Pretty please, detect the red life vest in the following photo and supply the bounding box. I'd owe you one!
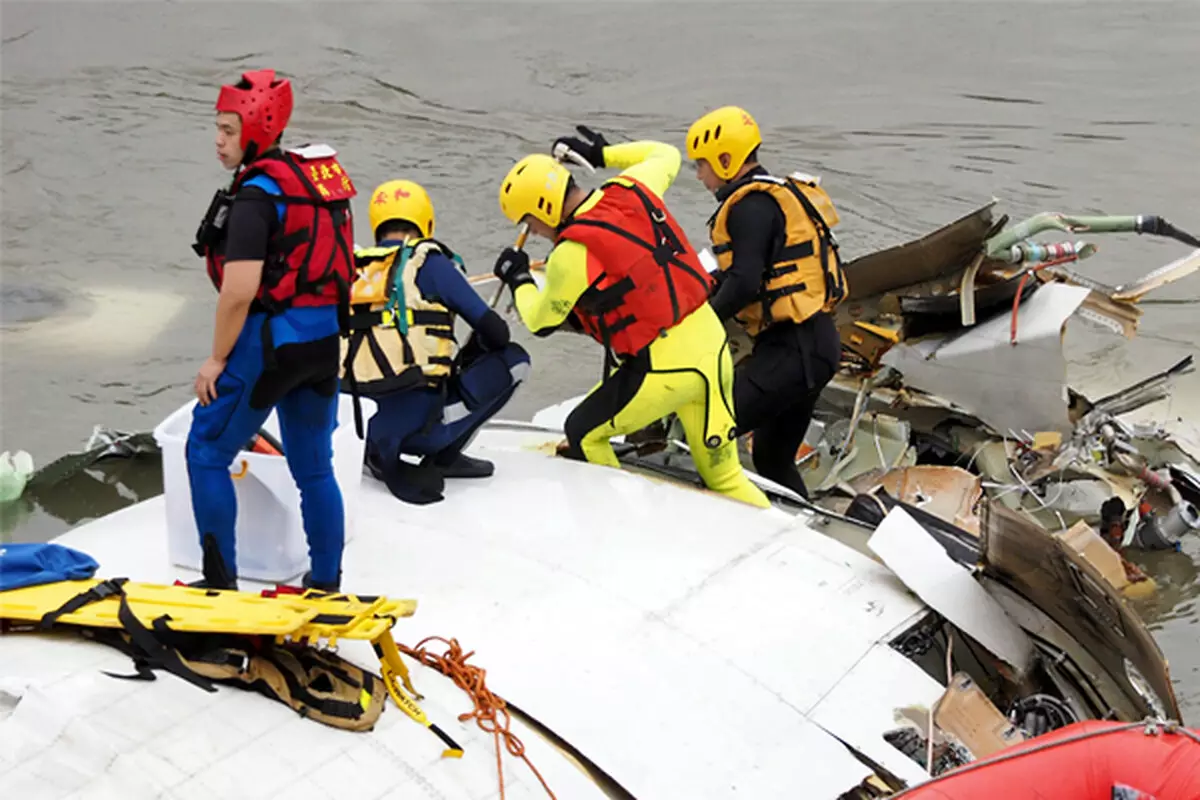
[202,145,357,315]
[556,177,713,357]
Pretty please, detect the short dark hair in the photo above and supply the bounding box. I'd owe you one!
[745,146,760,165]
[375,219,422,244]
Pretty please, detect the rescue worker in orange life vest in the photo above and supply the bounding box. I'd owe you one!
[190,69,356,591]
[341,181,531,506]
[492,128,770,509]
[687,107,847,500]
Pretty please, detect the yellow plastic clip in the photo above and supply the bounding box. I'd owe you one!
[375,634,421,698]
[375,637,464,759]
[380,309,395,328]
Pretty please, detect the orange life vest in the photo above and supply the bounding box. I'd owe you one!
[709,172,847,336]
[556,177,713,358]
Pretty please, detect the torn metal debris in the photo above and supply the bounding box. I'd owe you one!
[795,200,1200,603]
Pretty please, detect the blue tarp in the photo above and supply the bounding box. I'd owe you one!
[0,543,100,591]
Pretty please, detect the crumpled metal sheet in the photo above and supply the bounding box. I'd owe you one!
[1113,247,1200,302]
[981,502,1180,721]
[870,506,1035,674]
[881,284,1092,436]
[838,201,998,304]
[25,427,159,490]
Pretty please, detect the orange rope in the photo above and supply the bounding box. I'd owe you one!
[398,636,556,800]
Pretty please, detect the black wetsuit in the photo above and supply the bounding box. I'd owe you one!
[709,166,842,499]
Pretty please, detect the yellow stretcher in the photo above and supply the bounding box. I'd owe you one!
[0,578,462,757]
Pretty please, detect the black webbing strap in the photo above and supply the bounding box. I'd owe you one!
[39,578,129,630]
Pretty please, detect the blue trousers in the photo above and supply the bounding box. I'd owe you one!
[186,312,344,584]
[367,343,530,465]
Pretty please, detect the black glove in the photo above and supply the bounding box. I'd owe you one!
[493,247,534,291]
[553,125,609,169]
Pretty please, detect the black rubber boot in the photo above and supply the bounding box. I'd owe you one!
[189,534,238,590]
[381,459,445,505]
[432,451,494,479]
[368,444,444,504]
[301,570,342,593]
[364,441,386,481]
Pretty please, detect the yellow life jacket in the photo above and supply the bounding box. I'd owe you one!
[709,172,848,337]
[339,238,464,397]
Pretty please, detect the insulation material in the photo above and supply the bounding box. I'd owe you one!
[933,672,1026,760]
[1056,521,1139,594]
[809,414,915,491]
[849,466,983,535]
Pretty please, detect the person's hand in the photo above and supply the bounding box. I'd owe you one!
[553,125,609,169]
[493,247,534,291]
[195,356,227,406]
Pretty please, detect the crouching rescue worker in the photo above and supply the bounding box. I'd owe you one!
[687,106,846,499]
[342,180,530,505]
[190,69,354,590]
[492,128,769,509]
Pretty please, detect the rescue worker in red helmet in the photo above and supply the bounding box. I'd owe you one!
[189,69,357,590]
[492,127,769,509]
[687,106,847,500]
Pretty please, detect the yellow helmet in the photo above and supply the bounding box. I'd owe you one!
[498,154,572,229]
[367,179,435,239]
[686,106,762,181]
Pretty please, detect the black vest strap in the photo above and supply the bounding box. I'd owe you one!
[779,180,844,306]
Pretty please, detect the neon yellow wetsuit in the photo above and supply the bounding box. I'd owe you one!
[512,141,770,509]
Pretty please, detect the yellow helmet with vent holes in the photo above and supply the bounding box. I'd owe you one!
[498,154,572,229]
[368,180,435,239]
[686,106,762,181]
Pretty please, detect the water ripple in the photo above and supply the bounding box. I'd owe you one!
[2,28,36,46]
[960,93,1043,105]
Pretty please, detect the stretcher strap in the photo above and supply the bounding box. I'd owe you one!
[38,578,129,630]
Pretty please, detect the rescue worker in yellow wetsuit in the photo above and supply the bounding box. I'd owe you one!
[492,128,770,509]
[687,106,847,500]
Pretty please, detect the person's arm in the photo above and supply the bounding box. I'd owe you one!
[213,187,275,359]
[195,187,273,404]
[415,252,510,350]
[708,192,782,322]
[210,261,263,358]
[601,140,682,199]
[512,240,592,335]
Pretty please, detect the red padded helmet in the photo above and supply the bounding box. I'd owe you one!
[215,69,293,161]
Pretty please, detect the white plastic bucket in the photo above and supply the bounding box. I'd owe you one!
[153,394,376,582]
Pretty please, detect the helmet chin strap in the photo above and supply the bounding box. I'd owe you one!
[239,141,260,167]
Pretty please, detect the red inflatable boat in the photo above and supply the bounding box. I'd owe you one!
[898,720,1200,799]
